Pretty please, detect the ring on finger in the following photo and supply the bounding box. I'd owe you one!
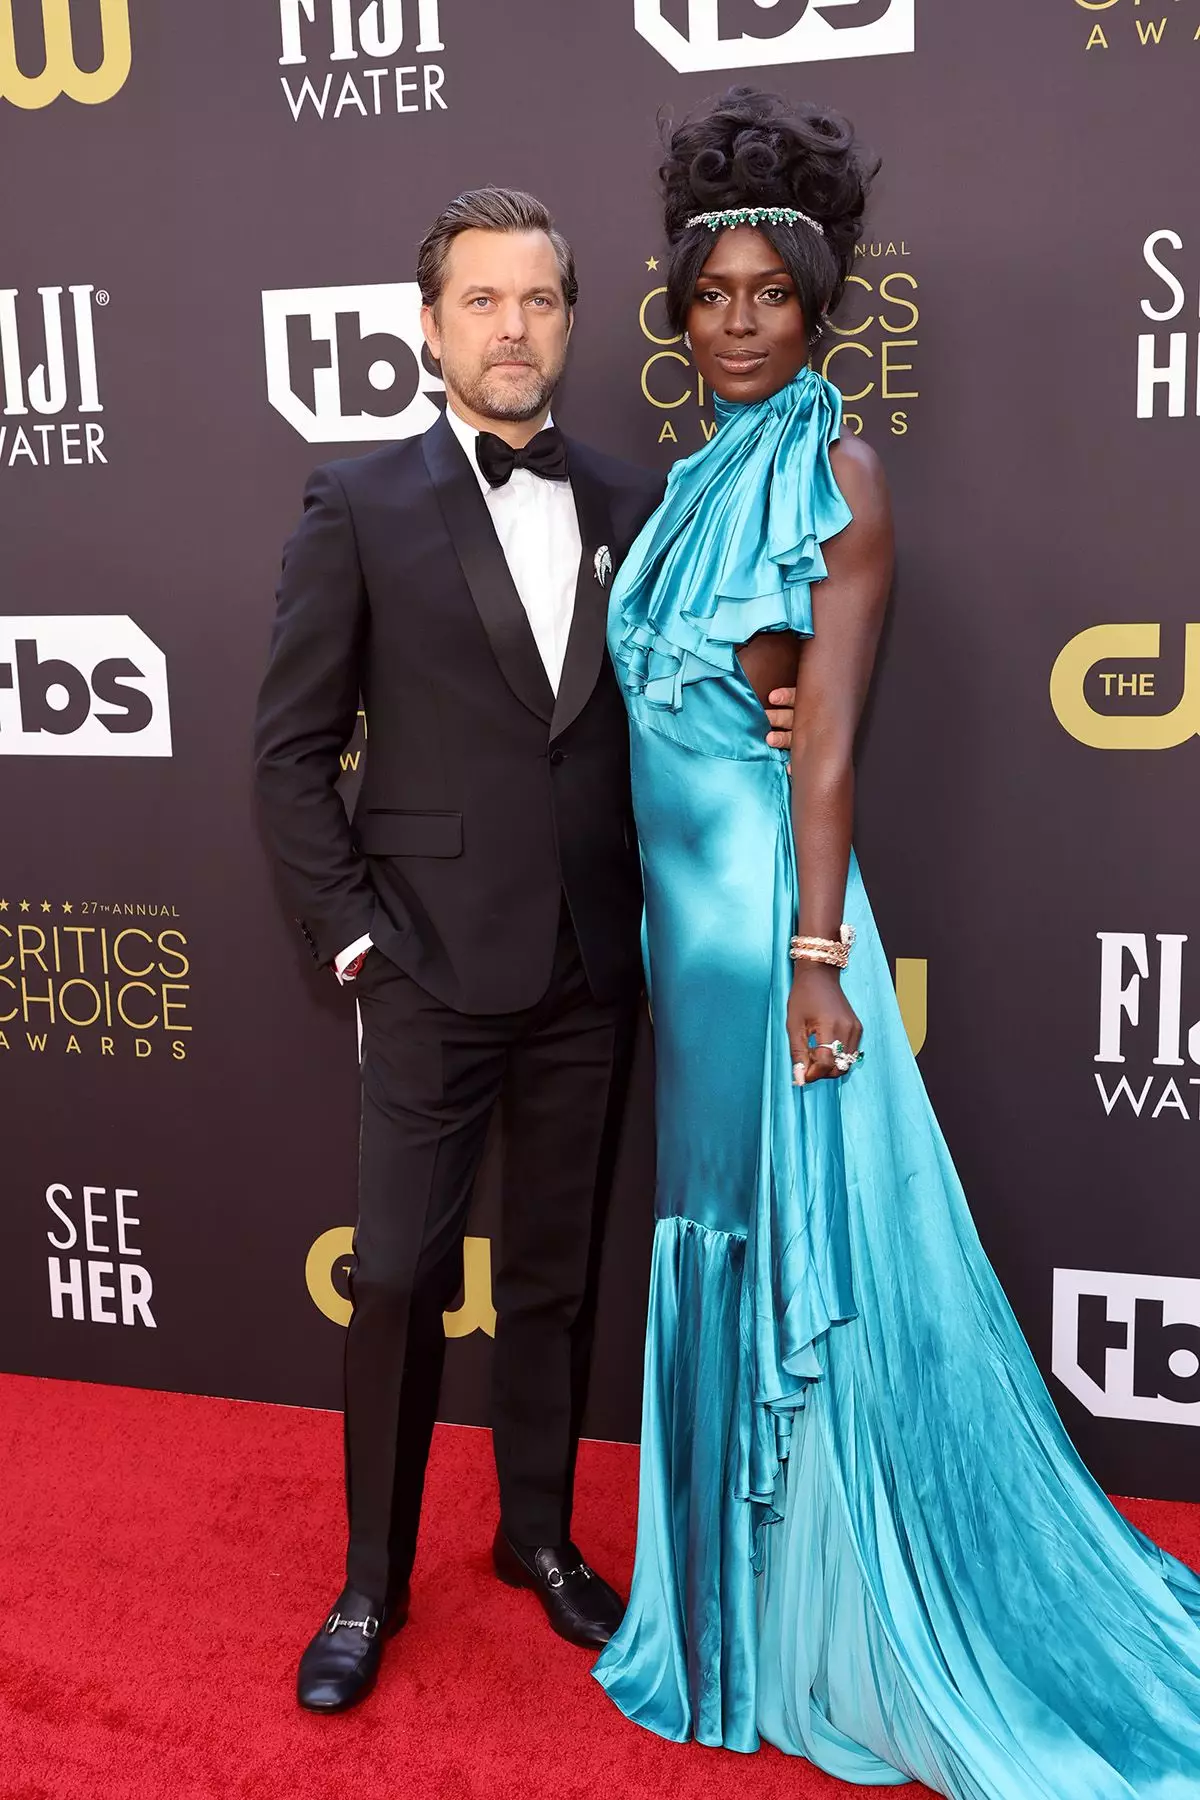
[816,1039,865,1075]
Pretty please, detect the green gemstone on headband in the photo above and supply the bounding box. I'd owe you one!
[683,205,825,238]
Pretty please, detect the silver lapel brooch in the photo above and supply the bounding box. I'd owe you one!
[594,545,613,589]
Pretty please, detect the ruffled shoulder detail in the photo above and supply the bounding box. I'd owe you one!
[610,370,852,711]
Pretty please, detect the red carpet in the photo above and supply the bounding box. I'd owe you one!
[2,1377,1198,1800]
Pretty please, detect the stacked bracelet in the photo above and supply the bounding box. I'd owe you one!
[789,923,856,969]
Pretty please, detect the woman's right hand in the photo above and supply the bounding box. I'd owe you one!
[786,963,862,1086]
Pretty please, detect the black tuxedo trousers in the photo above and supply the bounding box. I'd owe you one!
[347,912,637,1604]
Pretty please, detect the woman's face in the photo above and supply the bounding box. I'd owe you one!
[685,226,810,405]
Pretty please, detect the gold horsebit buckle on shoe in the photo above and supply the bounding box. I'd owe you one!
[546,1561,593,1591]
[324,1610,379,1638]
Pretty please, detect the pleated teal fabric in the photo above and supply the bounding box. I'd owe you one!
[592,368,1200,1795]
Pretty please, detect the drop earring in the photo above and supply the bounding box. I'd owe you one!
[684,330,692,351]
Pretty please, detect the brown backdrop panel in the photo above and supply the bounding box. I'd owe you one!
[1,0,1196,1498]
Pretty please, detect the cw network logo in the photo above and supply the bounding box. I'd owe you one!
[0,285,108,469]
[1053,1269,1200,1426]
[0,0,131,109]
[634,0,914,71]
[0,618,171,757]
[262,283,444,443]
[1050,624,1199,749]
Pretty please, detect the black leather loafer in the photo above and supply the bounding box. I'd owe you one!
[296,1583,409,1713]
[493,1528,625,1649]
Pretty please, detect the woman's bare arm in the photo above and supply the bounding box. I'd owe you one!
[787,435,895,1084]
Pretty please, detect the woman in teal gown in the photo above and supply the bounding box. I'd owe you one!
[592,90,1200,1796]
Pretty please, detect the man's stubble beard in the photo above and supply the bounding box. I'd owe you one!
[441,344,566,424]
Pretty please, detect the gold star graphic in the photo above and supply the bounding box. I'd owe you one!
[0,899,7,911]
[40,900,51,913]
[646,256,659,272]
[62,901,73,915]
[19,899,30,912]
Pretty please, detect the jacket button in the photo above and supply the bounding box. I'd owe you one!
[549,748,565,766]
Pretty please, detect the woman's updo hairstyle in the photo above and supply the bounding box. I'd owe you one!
[660,88,878,342]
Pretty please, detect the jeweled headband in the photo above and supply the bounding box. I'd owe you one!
[684,206,825,237]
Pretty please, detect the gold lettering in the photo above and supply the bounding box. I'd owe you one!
[895,959,927,1056]
[157,930,189,980]
[1086,24,1109,47]
[657,421,678,444]
[638,287,681,348]
[1050,624,1200,749]
[306,1227,356,1328]
[0,0,132,110]
[161,985,190,1031]
[641,350,693,410]
[1136,18,1167,46]
[820,340,874,403]
[881,340,919,400]
[878,271,919,336]
[116,981,157,1029]
[828,274,874,337]
[113,928,154,978]
[18,925,48,972]
[443,1237,497,1339]
[58,979,101,1028]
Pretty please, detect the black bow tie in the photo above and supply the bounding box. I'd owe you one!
[475,426,569,488]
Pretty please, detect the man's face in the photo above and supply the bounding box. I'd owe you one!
[422,228,572,425]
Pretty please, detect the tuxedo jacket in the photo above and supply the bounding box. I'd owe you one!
[254,412,664,1013]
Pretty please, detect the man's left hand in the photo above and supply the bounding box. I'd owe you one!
[766,687,796,750]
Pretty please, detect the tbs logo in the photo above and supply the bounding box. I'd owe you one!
[1053,1269,1200,1427]
[262,282,444,443]
[634,0,914,71]
[0,617,171,757]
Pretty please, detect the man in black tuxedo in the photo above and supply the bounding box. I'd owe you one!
[255,188,795,1713]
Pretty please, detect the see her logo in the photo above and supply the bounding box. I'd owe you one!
[634,0,914,71]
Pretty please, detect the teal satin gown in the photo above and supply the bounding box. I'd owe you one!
[592,369,1200,1796]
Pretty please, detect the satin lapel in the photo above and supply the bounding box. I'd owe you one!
[551,446,616,742]
[422,414,554,724]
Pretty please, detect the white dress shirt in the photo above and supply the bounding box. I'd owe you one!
[335,402,582,980]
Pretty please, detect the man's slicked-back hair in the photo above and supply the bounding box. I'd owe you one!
[417,187,579,310]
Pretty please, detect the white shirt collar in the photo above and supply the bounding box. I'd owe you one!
[442,400,556,496]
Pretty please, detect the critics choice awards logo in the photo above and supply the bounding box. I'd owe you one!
[0,0,130,109]
[1053,1270,1200,1426]
[0,618,171,755]
[0,285,110,470]
[45,1181,157,1329]
[0,898,192,1061]
[1074,0,1200,52]
[634,0,914,71]
[635,238,918,455]
[262,283,444,442]
[277,0,448,121]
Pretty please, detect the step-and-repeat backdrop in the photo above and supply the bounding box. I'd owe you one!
[3,0,1197,1500]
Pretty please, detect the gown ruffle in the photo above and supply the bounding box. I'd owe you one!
[592,370,1200,1796]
